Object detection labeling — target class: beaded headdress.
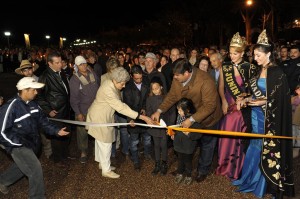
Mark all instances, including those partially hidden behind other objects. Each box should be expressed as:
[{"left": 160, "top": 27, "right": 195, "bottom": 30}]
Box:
[
  {"left": 230, "top": 32, "right": 247, "bottom": 48},
  {"left": 257, "top": 29, "right": 270, "bottom": 46}
]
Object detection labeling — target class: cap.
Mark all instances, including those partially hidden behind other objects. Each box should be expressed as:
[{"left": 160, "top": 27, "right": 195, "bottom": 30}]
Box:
[
  {"left": 75, "top": 55, "right": 87, "bottom": 66},
  {"left": 145, "top": 52, "right": 157, "bottom": 61},
  {"left": 16, "top": 77, "right": 45, "bottom": 90},
  {"left": 15, "top": 60, "right": 39, "bottom": 75}
]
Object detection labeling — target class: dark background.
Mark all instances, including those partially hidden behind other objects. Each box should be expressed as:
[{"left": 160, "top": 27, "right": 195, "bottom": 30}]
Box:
[{"left": 0, "top": 0, "right": 299, "bottom": 47}]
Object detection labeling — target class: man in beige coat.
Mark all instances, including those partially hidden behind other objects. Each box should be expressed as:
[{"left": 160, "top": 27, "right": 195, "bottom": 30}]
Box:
[{"left": 86, "top": 66, "right": 154, "bottom": 179}]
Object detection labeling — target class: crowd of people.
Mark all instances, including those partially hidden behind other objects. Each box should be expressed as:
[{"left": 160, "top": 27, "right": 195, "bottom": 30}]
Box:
[{"left": 0, "top": 29, "right": 300, "bottom": 199}]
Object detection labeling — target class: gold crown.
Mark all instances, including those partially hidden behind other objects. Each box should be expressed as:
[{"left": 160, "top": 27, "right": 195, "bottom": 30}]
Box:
[
  {"left": 230, "top": 32, "right": 247, "bottom": 48},
  {"left": 257, "top": 29, "right": 270, "bottom": 45}
]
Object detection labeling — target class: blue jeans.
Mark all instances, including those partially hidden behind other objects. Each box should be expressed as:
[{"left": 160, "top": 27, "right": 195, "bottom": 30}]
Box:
[
  {"left": 197, "top": 123, "right": 219, "bottom": 175},
  {"left": 129, "top": 130, "right": 152, "bottom": 164},
  {"left": 112, "top": 113, "right": 130, "bottom": 157},
  {"left": 0, "top": 147, "right": 45, "bottom": 198}
]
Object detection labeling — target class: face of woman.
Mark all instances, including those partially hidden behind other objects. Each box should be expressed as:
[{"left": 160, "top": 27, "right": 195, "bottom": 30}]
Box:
[
  {"left": 199, "top": 60, "right": 209, "bottom": 72},
  {"left": 254, "top": 49, "right": 270, "bottom": 66},
  {"left": 229, "top": 47, "right": 243, "bottom": 64},
  {"left": 160, "top": 57, "right": 168, "bottom": 67},
  {"left": 113, "top": 80, "right": 126, "bottom": 90}
]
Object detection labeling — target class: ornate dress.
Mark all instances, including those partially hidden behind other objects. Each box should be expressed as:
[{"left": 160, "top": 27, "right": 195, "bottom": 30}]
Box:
[
  {"left": 216, "top": 61, "right": 258, "bottom": 180},
  {"left": 233, "top": 66, "right": 294, "bottom": 198}
]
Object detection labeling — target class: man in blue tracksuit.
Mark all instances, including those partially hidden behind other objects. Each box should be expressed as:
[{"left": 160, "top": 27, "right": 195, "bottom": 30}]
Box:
[{"left": 0, "top": 77, "right": 69, "bottom": 198}]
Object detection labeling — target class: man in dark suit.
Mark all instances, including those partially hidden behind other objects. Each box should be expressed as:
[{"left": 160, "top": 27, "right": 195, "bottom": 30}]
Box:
[{"left": 36, "top": 51, "right": 73, "bottom": 168}]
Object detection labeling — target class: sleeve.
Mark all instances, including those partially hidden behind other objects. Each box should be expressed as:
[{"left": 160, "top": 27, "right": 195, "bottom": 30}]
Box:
[
  {"left": 0, "top": 101, "right": 23, "bottom": 148},
  {"left": 158, "top": 81, "right": 179, "bottom": 113},
  {"left": 105, "top": 86, "right": 138, "bottom": 119},
  {"left": 69, "top": 76, "right": 81, "bottom": 116},
  {"left": 37, "top": 105, "right": 60, "bottom": 136},
  {"left": 36, "top": 74, "right": 52, "bottom": 115},
  {"left": 192, "top": 77, "right": 217, "bottom": 123}
]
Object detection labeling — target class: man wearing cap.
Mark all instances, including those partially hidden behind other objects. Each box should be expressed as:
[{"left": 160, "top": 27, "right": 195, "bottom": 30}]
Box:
[
  {"left": 36, "top": 51, "right": 72, "bottom": 168},
  {"left": 0, "top": 77, "right": 69, "bottom": 197},
  {"left": 70, "top": 55, "right": 100, "bottom": 164},
  {"left": 15, "top": 60, "right": 39, "bottom": 81},
  {"left": 15, "top": 60, "right": 53, "bottom": 159},
  {"left": 144, "top": 52, "right": 168, "bottom": 94}
]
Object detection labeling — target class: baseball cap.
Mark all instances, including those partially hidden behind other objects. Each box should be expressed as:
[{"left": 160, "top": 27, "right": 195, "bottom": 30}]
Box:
[{"left": 16, "top": 77, "right": 45, "bottom": 90}]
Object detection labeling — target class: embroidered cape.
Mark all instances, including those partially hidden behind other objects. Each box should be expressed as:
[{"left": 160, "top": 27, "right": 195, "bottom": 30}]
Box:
[{"left": 250, "top": 66, "right": 294, "bottom": 197}]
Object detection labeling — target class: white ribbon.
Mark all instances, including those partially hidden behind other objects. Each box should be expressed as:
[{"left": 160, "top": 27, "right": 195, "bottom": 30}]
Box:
[{"left": 49, "top": 118, "right": 177, "bottom": 129}]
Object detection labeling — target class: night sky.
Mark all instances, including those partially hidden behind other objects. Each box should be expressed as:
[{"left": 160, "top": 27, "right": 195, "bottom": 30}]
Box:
[{"left": 0, "top": 0, "right": 299, "bottom": 47}]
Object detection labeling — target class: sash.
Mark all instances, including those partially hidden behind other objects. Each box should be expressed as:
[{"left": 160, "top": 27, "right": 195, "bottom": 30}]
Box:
[
  {"left": 249, "top": 78, "right": 267, "bottom": 112},
  {"left": 222, "top": 64, "right": 244, "bottom": 100}
]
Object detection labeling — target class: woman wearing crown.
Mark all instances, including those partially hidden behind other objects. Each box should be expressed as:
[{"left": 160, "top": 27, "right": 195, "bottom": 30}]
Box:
[
  {"left": 216, "top": 32, "right": 259, "bottom": 180},
  {"left": 233, "top": 30, "right": 294, "bottom": 198}
]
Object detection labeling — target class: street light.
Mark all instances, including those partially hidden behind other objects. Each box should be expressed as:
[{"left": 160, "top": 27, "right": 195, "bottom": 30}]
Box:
[
  {"left": 4, "top": 31, "right": 11, "bottom": 48},
  {"left": 45, "top": 35, "right": 50, "bottom": 47},
  {"left": 241, "top": 0, "right": 254, "bottom": 44}
]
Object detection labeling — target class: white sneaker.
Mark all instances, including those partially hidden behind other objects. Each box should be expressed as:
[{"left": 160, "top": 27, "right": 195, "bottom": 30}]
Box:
[
  {"left": 102, "top": 171, "right": 120, "bottom": 179},
  {"left": 99, "top": 164, "right": 116, "bottom": 171},
  {"left": 0, "top": 183, "right": 8, "bottom": 194}
]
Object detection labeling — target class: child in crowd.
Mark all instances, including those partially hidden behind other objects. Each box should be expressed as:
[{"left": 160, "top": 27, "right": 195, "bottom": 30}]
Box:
[
  {"left": 172, "top": 98, "right": 202, "bottom": 185},
  {"left": 146, "top": 77, "right": 176, "bottom": 175},
  {"left": 291, "top": 84, "right": 300, "bottom": 158}
]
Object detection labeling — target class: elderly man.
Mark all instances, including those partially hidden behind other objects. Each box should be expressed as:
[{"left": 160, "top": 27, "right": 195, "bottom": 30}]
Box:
[
  {"left": 0, "top": 77, "right": 69, "bottom": 198},
  {"left": 143, "top": 52, "right": 167, "bottom": 94},
  {"left": 151, "top": 58, "right": 222, "bottom": 183}
]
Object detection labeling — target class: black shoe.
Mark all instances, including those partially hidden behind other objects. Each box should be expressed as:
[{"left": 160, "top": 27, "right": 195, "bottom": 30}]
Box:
[
  {"left": 134, "top": 163, "right": 141, "bottom": 171},
  {"left": 144, "top": 154, "right": 152, "bottom": 161},
  {"left": 170, "top": 170, "right": 177, "bottom": 176},
  {"left": 160, "top": 161, "right": 168, "bottom": 175},
  {"left": 151, "top": 161, "right": 160, "bottom": 175},
  {"left": 195, "top": 174, "right": 207, "bottom": 183}
]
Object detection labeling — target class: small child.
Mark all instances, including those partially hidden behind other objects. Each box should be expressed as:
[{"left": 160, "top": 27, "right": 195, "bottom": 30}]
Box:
[
  {"left": 172, "top": 97, "right": 202, "bottom": 185},
  {"left": 291, "top": 84, "right": 300, "bottom": 158},
  {"left": 146, "top": 77, "right": 176, "bottom": 175}
]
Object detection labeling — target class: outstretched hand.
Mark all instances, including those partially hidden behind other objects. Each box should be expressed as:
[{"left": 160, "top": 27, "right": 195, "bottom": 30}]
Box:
[{"left": 58, "top": 127, "right": 70, "bottom": 136}]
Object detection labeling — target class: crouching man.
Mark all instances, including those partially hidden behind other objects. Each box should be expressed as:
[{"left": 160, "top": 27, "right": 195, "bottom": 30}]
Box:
[{"left": 0, "top": 77, "right": 69, "bottom": 198}]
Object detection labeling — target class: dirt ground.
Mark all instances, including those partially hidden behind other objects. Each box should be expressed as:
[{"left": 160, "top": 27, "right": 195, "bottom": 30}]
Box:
[
  {"left": 0, "top": 133, "right": 299, "bottom": 199},
  {"left": 0, "top": 73, "right": 299, "bottom": 199}
]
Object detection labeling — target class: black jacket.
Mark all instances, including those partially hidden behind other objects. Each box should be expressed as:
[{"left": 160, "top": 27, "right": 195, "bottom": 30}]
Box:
[
  {"left": 123, "top": 78, "right": 149, "bottom": 134},
  {"left": 36, "top": 67, "right": 70, "bottom": 119},
  {"left": 173, "top": 123, "right": 203, "bottom": 154}
]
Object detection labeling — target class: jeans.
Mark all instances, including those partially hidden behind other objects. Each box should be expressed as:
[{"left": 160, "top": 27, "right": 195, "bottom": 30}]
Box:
[
  {"left": 129, "top": 130, "right": 152, "bottom": 164},
  {"left": 0, "top": 147, "right": 45, "bottom": 198},
  {"left": 197, "top": 123, "right": 219, "bottom": 175},
  {"left": 112, "top": 113, "right": 130, "bottom": 157}
]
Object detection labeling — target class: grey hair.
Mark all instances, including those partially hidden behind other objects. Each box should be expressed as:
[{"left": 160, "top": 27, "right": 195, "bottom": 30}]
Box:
[
  {"left": 211, "top": 52, "right": 223, "bottom": 61},
  {"left": 110, "top": 67, "right": 130, "bottom": 83}
]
